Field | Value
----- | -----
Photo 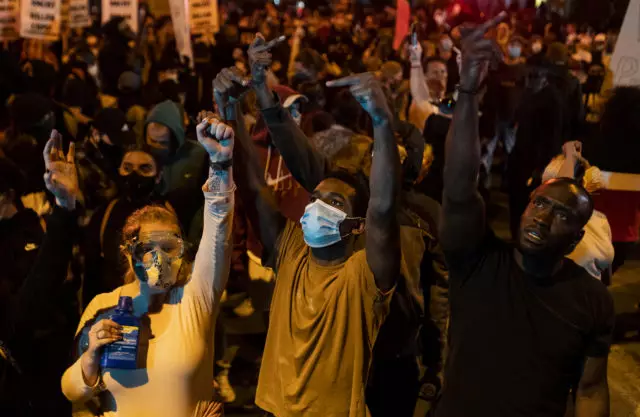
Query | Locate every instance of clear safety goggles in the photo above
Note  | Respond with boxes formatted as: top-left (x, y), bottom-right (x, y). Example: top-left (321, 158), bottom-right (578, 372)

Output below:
top-left (126, 231), bottom-right (185, 267)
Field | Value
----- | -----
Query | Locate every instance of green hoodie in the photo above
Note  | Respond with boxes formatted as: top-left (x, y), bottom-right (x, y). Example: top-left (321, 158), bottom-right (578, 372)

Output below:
top-left (145, 100), bottom-right (208, 236)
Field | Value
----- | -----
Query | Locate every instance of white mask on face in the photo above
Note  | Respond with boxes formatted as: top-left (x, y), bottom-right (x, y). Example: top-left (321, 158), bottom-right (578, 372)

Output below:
top-left (508, 45), bottom-right (522, 59)
top-left (134, 249), bottom-right (181, 293)
top-left (130, 231), bottom-right (184, 293)
top-left (300, 199), bottom-right (348, 248)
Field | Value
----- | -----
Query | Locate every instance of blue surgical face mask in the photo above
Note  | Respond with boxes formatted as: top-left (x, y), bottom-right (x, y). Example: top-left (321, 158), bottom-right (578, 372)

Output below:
top-left (508, 45), bottom-right (522, 59)
top-left (300, 199), bottom-right (349, 248)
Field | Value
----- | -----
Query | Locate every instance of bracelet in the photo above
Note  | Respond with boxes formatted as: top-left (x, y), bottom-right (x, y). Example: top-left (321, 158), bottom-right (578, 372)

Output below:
top-left (457, 87), bottom-right (479, 96)
top-left (210, 159), bottom-right (233, 171)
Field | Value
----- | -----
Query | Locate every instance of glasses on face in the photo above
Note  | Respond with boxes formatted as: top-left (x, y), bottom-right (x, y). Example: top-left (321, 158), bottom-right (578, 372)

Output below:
top-left (127, 231), bottom-right (184, 266)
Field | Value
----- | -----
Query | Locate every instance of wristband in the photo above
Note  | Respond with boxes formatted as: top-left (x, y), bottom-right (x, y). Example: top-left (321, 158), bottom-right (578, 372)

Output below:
top-left (457, 87), bottom-right (479, 96)
top-left (210, 159), bottom-right (233, 171)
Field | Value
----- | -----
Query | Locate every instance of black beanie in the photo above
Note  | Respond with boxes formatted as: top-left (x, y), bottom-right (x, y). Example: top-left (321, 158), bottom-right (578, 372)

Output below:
top-left (10, 93), bottom-right (52, 133)
top-left (92, 108), bottom-right (135, 147)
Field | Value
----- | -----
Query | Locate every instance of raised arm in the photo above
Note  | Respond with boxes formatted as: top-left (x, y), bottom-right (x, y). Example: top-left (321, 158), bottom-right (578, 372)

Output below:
top-left (409, 42), bottom-right (432, 106)
top-left (440, 15), bottom-right (505, 252)
top-left (14, 131), bottom-right (78, 330)
top-left (327, 73), bottom-right (401, 291)
top-left (249, 33), bottom-right (331, 192)
top-left (213, 68), bottom-right (286, 264)
top-left (186, 115), bottom-right (236, 304)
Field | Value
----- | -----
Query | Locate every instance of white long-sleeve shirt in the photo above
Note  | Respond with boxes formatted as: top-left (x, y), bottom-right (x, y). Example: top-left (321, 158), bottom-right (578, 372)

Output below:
top-left (61, 184), bottom-right (234, 417)
top-left (567, 210), bottom-right (615, 280)
top-left (408, 63), bottom-right (439, 133)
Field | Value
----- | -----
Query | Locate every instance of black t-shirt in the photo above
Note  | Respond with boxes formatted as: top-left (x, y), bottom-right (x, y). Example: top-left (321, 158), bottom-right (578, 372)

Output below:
top-left (435, 232), bottom-right (614, 417)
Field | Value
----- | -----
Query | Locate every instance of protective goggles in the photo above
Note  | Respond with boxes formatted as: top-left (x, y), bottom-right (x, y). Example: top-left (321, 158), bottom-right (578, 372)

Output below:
top-left (125, 231), bottom-right (185, 267)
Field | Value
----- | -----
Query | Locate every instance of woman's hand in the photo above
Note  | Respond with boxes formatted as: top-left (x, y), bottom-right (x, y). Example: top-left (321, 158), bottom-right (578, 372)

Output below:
top-left (196, 113), bottom-right (234, 163)
top-left (409, 41), bottom-right (423, 66)
top-left (86, 319), bottom-right (122, 358)
top-left (80, 319), bottom-right (122, 387)
top-left (43, 130), bottom-right (79, 210)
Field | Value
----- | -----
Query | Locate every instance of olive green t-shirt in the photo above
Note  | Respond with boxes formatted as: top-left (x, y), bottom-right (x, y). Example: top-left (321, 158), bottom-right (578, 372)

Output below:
top-left (256, 221), bottom-right (394, 417)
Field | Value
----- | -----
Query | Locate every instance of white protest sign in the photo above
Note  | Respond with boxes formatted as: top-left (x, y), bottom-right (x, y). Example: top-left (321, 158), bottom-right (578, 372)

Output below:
top-left (68, 0), bottom-right (90, 28)
top-left (168, 0), bottom-right (193, 67)
top-left (0, 0), bottom-right (20, 40)
top-left (190, 0), bottom-right (219, 35)
top-left (102, 0), bottom-right (138, 33)
top-left (611, 0), bottom-right (640, 86)
top-left (20, 0), bottom-right (62, 41)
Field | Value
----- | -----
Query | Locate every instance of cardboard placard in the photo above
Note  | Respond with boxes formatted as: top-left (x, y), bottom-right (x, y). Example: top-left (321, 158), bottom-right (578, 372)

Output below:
top-left (102, 0), bottom-right (138, 33)
top-left (0, 0), bottom-right (20, 40)
top-left (611, 0), bottom-right (640, 86)
top-left (68, 0), bottom-right (90, 28)
top-left (168, 0), bottom-right (193, 67)
top-left (189, 0), bottom-right (218, 35)
top-left (20, 0), bottom-right (62, 41)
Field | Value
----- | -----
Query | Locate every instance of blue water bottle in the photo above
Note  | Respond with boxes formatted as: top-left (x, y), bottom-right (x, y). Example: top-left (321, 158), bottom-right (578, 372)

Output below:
top-left (101, 296), bottom-right (140, 370)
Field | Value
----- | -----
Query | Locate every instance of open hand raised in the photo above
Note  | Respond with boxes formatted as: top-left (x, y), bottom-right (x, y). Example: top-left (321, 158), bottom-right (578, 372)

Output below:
top-left (43, 130), bottom-right (79, 210)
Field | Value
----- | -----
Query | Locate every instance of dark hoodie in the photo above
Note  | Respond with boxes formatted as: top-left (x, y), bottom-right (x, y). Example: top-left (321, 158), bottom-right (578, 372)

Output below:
top-left (144, 100), bottom-right (208, 236)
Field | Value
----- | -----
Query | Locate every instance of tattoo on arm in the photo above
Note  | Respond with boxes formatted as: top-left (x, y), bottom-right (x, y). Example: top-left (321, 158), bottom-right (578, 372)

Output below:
top-left (206, 168), bottom-right (232, 193)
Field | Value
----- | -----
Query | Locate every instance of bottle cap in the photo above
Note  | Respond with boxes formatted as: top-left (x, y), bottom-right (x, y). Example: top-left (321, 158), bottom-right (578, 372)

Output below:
top-left (117, 296), bottom-right (134, 312)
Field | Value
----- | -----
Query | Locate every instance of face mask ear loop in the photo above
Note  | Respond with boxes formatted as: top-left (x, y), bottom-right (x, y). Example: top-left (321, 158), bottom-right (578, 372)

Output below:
top-left (339, 216), bottom-right (366, 240)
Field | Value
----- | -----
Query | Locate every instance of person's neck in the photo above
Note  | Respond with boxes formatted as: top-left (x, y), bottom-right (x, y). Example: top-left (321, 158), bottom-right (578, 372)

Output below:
top-left (513, 248), bottom-right (564, 279)
top-left (311, 240), bottom-right (353, 267)
top-left (127, 280), bottom-right (170, 315)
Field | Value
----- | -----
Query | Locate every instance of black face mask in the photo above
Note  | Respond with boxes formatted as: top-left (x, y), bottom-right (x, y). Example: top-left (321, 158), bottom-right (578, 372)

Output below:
top-left (148, 146), bottom-right (172, 165)
top-left (119, 173), bottom-right (157, 200)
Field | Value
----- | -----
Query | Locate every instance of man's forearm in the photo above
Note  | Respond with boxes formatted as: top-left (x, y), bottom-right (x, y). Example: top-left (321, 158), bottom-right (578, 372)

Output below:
top-left (371, 120), bottom-right (401, 213)
top-left (231, 103), bottom-right (285, 253)
top-left (255, 83), bottom-right (278, 111)
top-left (260, 97), bottom-right (330, 192)
top-left (443, 91), bottom-right (481, 202)
top-left (366, 119), bottom-right (401, 291)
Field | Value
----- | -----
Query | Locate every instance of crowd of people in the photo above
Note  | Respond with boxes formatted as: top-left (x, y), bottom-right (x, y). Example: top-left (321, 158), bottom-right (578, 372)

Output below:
top-left (1, 0), bottom-right (639, 416)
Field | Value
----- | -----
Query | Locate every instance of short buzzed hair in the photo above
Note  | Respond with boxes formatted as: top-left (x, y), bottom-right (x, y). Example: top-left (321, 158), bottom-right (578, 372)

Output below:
top-left (538, 177), bottom-right (594, 226)
top-left (323, 169), bottom-right (370, 218)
